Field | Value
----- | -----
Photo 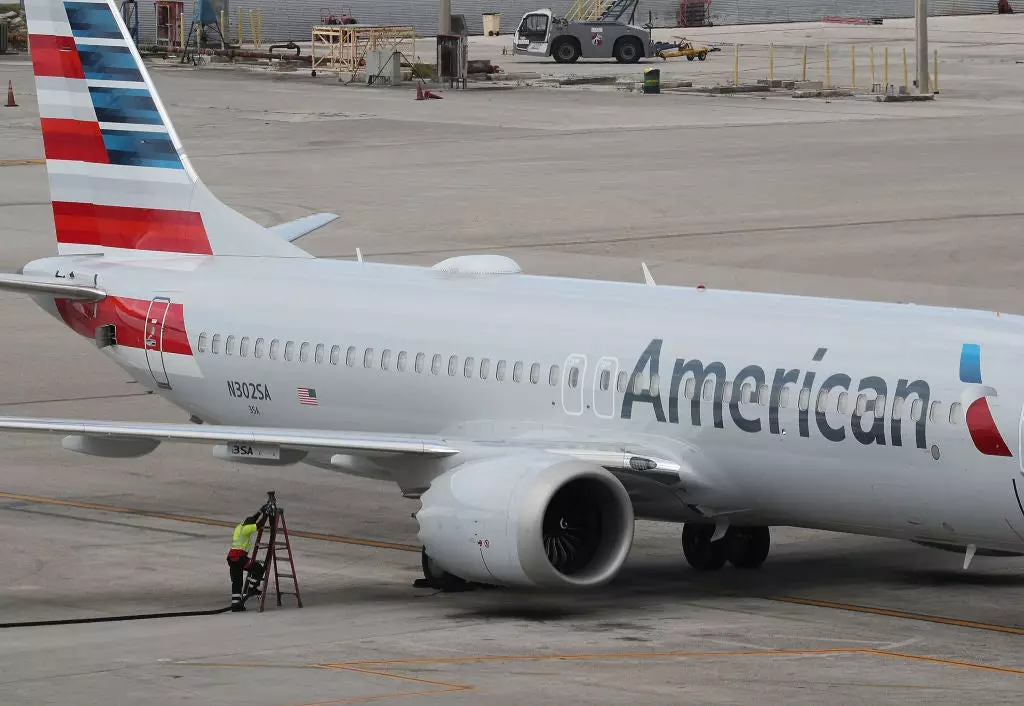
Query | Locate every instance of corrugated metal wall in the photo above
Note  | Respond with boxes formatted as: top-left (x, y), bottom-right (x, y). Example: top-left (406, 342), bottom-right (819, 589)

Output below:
top-left (135, 0), bottom-right (1000, 45)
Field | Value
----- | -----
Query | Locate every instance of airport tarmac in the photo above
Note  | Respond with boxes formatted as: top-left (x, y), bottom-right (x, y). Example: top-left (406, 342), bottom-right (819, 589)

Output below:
top-left (2, 14), bottom-right (1024, 704)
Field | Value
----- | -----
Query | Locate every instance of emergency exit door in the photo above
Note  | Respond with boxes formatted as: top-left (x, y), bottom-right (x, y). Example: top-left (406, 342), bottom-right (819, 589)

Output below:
top-left (144, 297), bottom-right (172, 389)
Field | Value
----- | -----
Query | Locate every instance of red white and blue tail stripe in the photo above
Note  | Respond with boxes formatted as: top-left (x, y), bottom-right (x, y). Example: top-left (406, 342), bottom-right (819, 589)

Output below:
top-left (25, 0), bottom-right (307, 258)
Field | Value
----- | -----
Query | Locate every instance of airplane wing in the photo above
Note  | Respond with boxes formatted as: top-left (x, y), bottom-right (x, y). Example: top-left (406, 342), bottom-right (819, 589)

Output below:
top-left (0, 272), bottom-right (106, 301)
top-left (269, 213), bottom-right (339, 242)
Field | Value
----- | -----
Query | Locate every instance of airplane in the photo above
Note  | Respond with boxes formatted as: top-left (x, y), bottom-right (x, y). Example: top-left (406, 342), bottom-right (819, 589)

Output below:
top-left (3, 0), bottom-right (1024, 593)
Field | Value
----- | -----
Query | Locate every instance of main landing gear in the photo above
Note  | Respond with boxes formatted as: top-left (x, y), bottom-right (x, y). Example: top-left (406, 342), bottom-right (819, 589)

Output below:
top-left (681, 524), bottom-right (771, 570)
top-left (417, 549), bottom-right (469, 591)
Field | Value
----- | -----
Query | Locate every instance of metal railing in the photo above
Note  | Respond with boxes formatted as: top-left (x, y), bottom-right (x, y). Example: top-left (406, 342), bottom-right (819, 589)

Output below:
top-left (564, 0), bottom-right (613, 21)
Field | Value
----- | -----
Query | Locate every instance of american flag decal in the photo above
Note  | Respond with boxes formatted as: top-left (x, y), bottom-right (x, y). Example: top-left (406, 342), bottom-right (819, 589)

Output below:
top-left (297, 387), bottom-right (318, 406)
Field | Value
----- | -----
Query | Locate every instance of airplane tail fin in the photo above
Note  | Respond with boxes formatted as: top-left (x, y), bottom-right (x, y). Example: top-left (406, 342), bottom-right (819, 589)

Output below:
top-left (25, 0), bottom-right (309, 258)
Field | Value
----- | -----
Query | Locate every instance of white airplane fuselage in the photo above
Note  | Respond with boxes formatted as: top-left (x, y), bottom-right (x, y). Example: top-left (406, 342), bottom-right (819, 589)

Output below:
top-left (24, 252), bottom-right (1024, 554)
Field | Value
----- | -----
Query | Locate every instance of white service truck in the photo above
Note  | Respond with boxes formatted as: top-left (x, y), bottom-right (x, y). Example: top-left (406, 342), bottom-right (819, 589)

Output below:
top-left (512, 0), bottom-right (654, 64)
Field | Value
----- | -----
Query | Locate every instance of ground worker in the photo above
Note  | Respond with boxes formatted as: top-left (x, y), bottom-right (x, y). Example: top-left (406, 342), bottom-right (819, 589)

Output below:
top-left (227, 509), bottom-right (267, 611)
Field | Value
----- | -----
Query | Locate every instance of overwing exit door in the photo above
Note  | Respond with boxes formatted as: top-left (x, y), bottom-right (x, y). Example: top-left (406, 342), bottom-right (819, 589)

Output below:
top-left (144, 297), bottom-right (172, 389)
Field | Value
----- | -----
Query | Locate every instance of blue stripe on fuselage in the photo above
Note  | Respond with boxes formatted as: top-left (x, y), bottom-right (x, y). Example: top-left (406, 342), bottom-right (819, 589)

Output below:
top-left (64, 1), bottom-right (124, 39)
top-left (101, 129), bottom-right (182, 169)
top-left (89, 87), bottom-right (163, 125)
top-left (960, 343), bottom-right (982, 384)
top-left (76, 44), bottom-right (144, 83)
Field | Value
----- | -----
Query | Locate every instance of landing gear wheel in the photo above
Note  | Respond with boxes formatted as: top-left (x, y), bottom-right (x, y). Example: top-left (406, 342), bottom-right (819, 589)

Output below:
top-left (681, 524), bottom-right (728, 570)
top-left (420, 549), bottom-right (468, 591)
top-left (614, 38), bottom-right (643, 64)
top-left (726, 527), bottom-right (771, 569)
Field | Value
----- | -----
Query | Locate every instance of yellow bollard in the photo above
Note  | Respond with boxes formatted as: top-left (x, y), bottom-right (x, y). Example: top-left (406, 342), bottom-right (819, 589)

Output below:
top-left (802, 45), bottom-right (807, 81)
top-left (769, 42), bottom-right (774, 83)
top-left (257, 10), bottom-right (263, 49)
top-left (733, 43), bottom-right (739, 86)
top-left (869, 46), bottom-right (875, 88)
top-left (237, 8), bottom-right (242, 45)
top-left (934, 49), bottom-right (939, 93)
top-left (825, 43), bottom-right (830, 88)
top-left (851, 45), bottom-right (855, 89)
top-left (884, 46), bottom-right (888, 88)
top-left (902, 47), bottom-right (908, 90)
top-left (179, 14), bottom-right (184, 48)
top-left (249, 10), bottom-right (254, 47)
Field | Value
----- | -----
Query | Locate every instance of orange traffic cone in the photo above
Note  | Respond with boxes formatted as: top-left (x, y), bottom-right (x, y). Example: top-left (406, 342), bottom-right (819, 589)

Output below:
top-left (5, 80), bottom-right (17, 108)
top-left (415, 81), bottom-right (424, 100)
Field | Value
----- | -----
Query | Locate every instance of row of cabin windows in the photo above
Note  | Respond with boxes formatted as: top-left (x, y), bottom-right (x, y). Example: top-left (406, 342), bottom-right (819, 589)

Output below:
top-left (196, 333), bottom-right (580, 388)
top-left (634, 373), bottom-right (960, 425)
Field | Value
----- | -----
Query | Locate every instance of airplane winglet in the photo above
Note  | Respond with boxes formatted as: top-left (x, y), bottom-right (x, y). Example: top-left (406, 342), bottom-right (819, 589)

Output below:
top-left (642, 262), bottom-right (656, 287)
top-left (269, 213), bottom-right (339, 242)
top-left (963, 543), bottom-right (977, 570)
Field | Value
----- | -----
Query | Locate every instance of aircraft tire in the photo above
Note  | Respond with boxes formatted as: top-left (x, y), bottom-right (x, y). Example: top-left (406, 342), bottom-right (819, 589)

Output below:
top-left (681, 524), bottom-right (728, 570)
top-left (421, 549), bottom-right (468, 591)
top-left (726, 526), bottom-right (771, 569)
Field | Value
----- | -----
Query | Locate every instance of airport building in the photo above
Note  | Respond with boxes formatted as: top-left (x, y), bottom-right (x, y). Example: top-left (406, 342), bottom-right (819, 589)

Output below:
top-left (137, 0), bottom-right (1001, 46)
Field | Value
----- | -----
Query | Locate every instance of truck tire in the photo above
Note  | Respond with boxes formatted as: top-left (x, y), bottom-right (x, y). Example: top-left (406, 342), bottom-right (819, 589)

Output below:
top-left (551, 38), bottom-right (581, 64)
top-left (698, 51), bottom-right (707, 60)
top-left (614, 37), bottom-right (643, 64)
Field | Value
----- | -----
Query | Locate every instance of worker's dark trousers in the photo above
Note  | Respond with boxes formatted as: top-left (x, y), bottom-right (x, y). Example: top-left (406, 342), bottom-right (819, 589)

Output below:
top-left (227, 555), bottom-right (247, 608)
top-left (244, 560), bottom-right (265, 596)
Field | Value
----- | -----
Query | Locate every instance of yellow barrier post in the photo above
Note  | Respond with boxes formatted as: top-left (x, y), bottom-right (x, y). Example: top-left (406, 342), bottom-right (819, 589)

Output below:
top-left (851, 45), bottom-right (855, 89)
top-left (237, 8), bottom-right (242, 45)
top-left (257, 10), bottom-right (262, 49)
top-left (733, 43), bottom-right (739, 86)
top-left (802, 45), bottom-right (807, 82)
top-left (825, 43), bottom-right (830, 88)
top-left (220, 10), bottom-right (225, 49)
top-left (884, 46), bottom-right (888, 88)
top-left (179, 15), bottom-right (184, 48)
top-left (769, 42), bottom-right (774, 83)
top-left (933, 49), bottom-right (939, 93)
top-left (249, 10), bottom-right (254, 48)
top-left (869, 46), bottom-right (875, 88)
top-left (902, 47), bottom-right (908, 90)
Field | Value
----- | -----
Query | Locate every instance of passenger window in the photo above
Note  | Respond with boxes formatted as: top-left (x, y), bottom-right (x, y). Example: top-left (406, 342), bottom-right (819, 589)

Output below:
top-left (910, 398), bottom-right (923, 422)
top-left (617, 371), bottom-right (628, 393)
top-left (381, 349), bottom-right (392, 370)
top-left (284, 341), bottom-right (295, 362)
top-left (758, 384), bottom-right (770, 405)
top-left (566, 366), bottom-right (578, 389)
top-left (530, 363), bottom-right (540, 384)
top-left (480, 358), bottom-right (490, 379)
top-left (798, 387), bottom-right (810, 411)
top-left (225, 335), bottom-right (236, 356)
top-left (779, 387), bottom-right (790, 407)
top-left (254, 338), bottom-right (265, 359)
top-left (299, 342), bottom-right (310, 363)
top-left (496, 360), bottom-right (507, 382)
top-left (874, 395), bottom-right (886, 418)
top-left (464, 357), bottom-right (475, 378)
top-left (346, 346), bottom-right (356, 367)
top-left (837, 391), bottom-right (848, 414)
top-left (397, 351), bottom-right (408, 372)
top-left (702, 379), bottom-right (714, 401)
top-left (740, 382), bottom-right (753, 403)
top-left (330, 345), bottom-right (340, 365)
top-left (211, 334), bottom-right (222, 354)
top-left (855, 394), bottom-right (867, 415)
top-left (599, 369), bottom-right (610, 391)
top-left (949, 402), bottom-right (961, 425)
top-left (929, 401), bottom-right (942, 423)
top-left (197, 332), bottom-right (207, 353)
top-left (722, 381), bottom-right (732, 402)
top-left (431, 354), bottom-right (442, 375)
top-left (684, 377), bottom-right (695, 400)
top-left (415, 352), bottom-right (425, 373)
top-left (315, 343), bottom-right (325, 364)
top-left (269, 338), bottom-right (279, 360)
top-left (816, 390), bottom-right (828, 413)
top-left (892, 396), bottom-right (905, 418)
top-left (549, 365), bottom-right (560, 387)
top-left (240, 337), bottom-right (251, 358)
top-left (448, 355), bottom-right (458, 376)
top-left (363, 348), bottom-right (374, 369)
top-left (650, 373), bottom-right (660, 396)
top-left (513, 361), bottom-right (524, 383)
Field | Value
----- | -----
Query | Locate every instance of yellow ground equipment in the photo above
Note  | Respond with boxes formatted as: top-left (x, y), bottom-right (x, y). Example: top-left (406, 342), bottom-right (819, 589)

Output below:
top-left (654, 38), bottom-right (720, 61)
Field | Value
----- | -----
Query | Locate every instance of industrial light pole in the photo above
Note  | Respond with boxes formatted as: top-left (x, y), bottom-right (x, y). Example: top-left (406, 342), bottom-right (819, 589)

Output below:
top-left (439, 0), bottom-right (451, 35)
top-left (915, 0), bottom-right (929, 94)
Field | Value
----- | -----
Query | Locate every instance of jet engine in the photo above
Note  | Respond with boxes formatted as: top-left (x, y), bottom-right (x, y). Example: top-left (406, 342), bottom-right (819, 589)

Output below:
top-left (416, 453), bottom-right (634, 588)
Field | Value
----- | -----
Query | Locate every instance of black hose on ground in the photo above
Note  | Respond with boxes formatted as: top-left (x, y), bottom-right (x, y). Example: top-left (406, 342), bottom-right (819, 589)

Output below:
top-left (0, 605), bottom-right (232, 629)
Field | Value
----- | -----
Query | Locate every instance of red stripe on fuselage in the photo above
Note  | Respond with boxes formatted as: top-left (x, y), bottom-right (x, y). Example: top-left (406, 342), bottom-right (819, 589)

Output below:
top-left (966, 397), bottom-right (1013, 457)
top-left (52, 202), bottom-right (213, 255)
top-left (39, 118), bottom-right (109, 164)
top-left (55, 296), bottom-right (192, 356)
top-left (29, 35), bottom-right (85, 79)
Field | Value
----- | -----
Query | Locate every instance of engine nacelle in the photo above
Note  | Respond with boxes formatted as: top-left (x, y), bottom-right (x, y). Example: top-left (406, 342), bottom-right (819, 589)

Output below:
top-left (416, 453), bottom-right (634, 588)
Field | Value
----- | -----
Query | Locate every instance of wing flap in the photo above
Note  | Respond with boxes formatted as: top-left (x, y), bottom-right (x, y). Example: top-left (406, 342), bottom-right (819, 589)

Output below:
top-left (0, 417), bottom-right (458, 457)
top-left (0, 273), bottom-right (106, 301)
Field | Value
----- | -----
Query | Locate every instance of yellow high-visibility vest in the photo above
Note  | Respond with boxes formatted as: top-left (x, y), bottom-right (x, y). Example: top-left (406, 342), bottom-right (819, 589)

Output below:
top-left (230, 522), bottom-right (258, 553)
